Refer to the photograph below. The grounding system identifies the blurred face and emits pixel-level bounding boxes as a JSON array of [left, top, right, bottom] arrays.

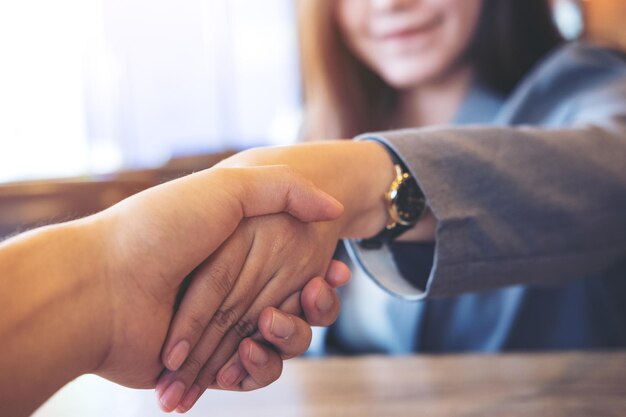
[[336, 0, 482, 89]]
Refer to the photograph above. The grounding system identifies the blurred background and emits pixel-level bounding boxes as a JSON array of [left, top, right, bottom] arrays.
[[0, 0, 624, 183], [0, 0, 300, 182]]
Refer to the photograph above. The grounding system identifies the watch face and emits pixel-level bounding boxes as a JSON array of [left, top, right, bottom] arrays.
[[394, 175, 425, 225]]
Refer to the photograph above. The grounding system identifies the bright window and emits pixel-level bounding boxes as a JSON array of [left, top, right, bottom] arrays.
[[0, 0, 300, 182]]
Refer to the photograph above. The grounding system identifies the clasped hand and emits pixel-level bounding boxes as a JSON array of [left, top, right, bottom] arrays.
[[94, 164, 348, 413], [156, 212, 344, 411]]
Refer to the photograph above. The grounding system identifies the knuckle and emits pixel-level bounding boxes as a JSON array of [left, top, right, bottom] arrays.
[[203, 263, 236, 295], [212, 307, 239, 333], [211, 270, 235, 296], [233, 318, 257, 339], [186, 313, 208, 337]]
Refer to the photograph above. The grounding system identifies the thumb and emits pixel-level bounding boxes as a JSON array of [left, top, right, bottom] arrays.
[[219, 165, 344, 222]]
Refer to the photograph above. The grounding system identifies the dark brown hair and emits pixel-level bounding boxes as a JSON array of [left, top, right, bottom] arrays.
[[470, 0, 564, 94], [298, 0, 564, 140]]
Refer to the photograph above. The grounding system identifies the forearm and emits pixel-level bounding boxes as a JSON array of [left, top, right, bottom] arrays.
[[0, 164, 346, 415], [370, 123, 626, 296], [0, 219, 111, 417]]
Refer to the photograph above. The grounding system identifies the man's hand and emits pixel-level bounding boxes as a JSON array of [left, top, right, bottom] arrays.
[[157, 260, 350, 412], [95, 165, 344, 388], [154, 212, 344, 411], [1, 164, 349, 417]]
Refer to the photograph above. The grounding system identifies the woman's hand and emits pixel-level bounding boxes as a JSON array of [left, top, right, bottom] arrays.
[[156, 212, 345, 412], [217, 141, 397, 239]]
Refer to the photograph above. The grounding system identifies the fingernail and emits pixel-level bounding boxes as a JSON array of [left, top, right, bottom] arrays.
[[167, 340, 190, 371], [248, 342, 269, 366], [315, 285, 334, 312], [221, 363, 245, 387], [155, 374, 174, 397], [177, 384, 202, 412], [270, 310, 295, 339], [159, 381, 186, 412]]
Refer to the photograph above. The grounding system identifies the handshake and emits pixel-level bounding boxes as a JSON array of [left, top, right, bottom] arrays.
[[2, 141, 403, 417], [102, 161, 350, 413]]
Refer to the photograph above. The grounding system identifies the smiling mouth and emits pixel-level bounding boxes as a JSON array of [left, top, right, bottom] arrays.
[[378, 18, 442, 42]]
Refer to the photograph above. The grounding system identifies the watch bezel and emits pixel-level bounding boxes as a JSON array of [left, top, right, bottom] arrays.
[[386, 165, 425, 227]]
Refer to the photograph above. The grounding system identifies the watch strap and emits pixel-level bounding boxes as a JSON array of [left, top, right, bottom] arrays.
[[358, 222, 413, 249]]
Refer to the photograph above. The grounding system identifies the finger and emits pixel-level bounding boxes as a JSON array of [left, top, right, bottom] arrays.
[[159, 212, 318, 407], [252, 270, 347, 361], [177, 289, 311, 406], [156, 368, 186, 413], [176, 267, 346, 400], [295, 260, 350, 328], [300, 275, 343, 327], [189, 289, 300, 394], [181, 212, 326, 388], [195, 259, 347, 380], [191, 259, 319, 387], [188, 284, 293, 389], [175, 331, 288, 412], [237, 339, 284, 391], [192, 338, 285, 396], [216, 165, 344, 222], [159, 236, 274, 402], [324, 259, 352, 288], [160, 238, 249, 371], [120, 165, 343, 290], [174, 270, 347, 407], [156, 221, 261, 410], [257, 307, 313, 360]]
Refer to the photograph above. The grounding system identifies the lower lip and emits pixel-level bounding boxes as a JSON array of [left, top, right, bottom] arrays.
[[379, 21, 439, 45]]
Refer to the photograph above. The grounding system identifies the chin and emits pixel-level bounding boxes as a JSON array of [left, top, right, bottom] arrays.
[[376, 57, 452, 90], [378, 67, 437, 90]]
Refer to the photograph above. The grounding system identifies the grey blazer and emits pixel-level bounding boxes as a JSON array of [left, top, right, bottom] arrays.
[[330, 43, 626, 353]]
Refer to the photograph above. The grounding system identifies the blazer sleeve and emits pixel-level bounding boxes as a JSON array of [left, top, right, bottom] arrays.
[[346, 54, 626, 299]]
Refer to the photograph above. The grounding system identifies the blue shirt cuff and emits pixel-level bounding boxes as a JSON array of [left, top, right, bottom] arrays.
[[343, 239, 432, 300]]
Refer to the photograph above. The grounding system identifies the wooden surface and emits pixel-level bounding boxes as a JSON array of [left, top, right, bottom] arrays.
[[33, 351, 626, 417]]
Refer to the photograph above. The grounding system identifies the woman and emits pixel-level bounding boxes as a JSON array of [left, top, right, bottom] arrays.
[[296, 0, 626, 354], [158, 0, 626, 411], [299, 0, 562, 139]]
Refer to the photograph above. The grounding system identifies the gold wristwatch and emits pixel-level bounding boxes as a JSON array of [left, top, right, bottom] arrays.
[[359, 147, 426, 249]]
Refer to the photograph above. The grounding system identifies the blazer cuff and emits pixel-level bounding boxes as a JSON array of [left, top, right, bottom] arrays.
[[342, 134, 438, 299]]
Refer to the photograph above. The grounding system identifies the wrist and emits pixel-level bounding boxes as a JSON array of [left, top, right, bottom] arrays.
[[336, 140, 396, 238]]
